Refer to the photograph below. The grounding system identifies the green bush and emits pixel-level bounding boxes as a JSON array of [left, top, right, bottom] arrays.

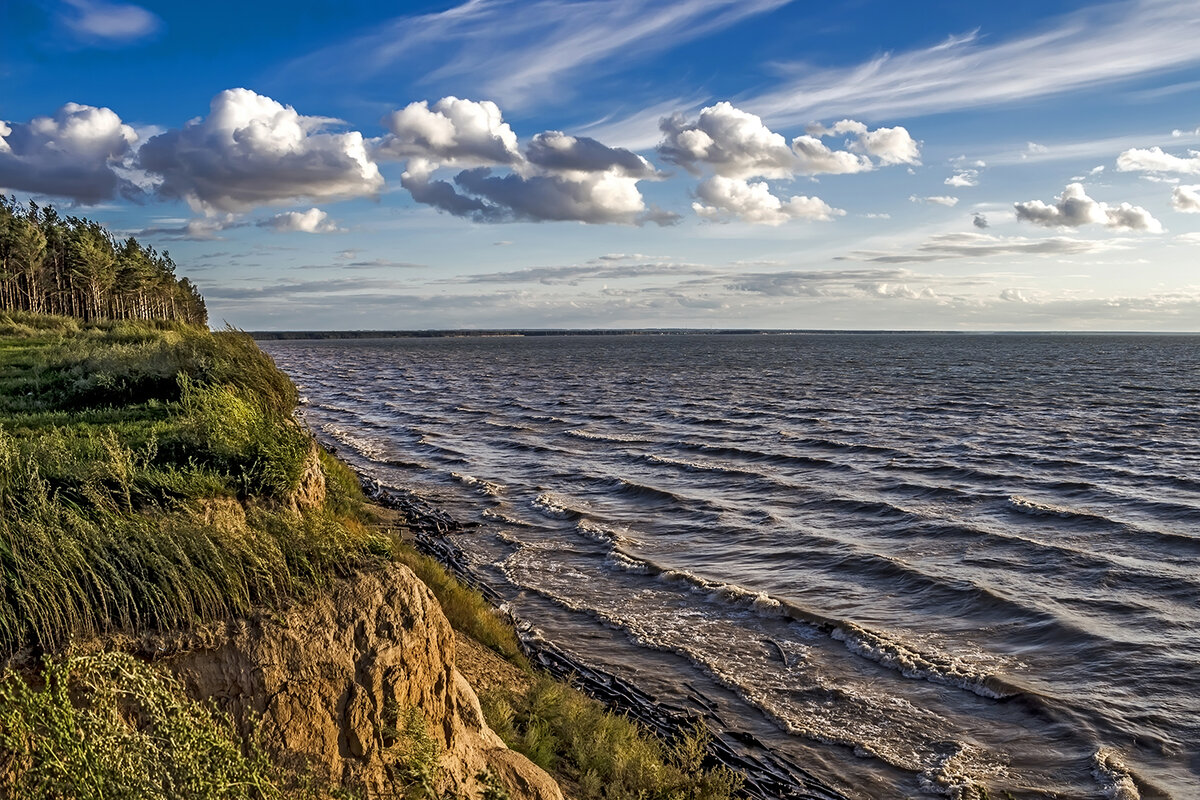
[[0, 652, 290, 799]]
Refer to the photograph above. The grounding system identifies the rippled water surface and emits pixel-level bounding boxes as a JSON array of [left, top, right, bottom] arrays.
[[262, 334, 1200, 799]]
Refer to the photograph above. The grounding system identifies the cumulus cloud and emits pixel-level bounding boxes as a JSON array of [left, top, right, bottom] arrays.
[[658, 103, 887, 178], [0, 102, 137, 204], [657, 103, 915, 223], [525, 131, 656, 177], [973, 213, 989, 229], [259, 207, 342, 233], [1172, 185, 1200, 213], [803, 120, 921, 165], [377, 97, 520, 166], [1000, 288, 1029, 302], [1014, 183, 1162, 232], [910, 195, 959, 207], [138, 88, 383, 213], [382, 96, 668, 225], [455, 167, 659, 224], [1116, 146, 1200, 175], [692, 176, 843, 225], [58, 0, 162, 45], [945, 170, 979, 187]]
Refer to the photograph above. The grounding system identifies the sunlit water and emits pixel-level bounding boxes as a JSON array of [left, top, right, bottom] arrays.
[[262, 334, 1200, 799]]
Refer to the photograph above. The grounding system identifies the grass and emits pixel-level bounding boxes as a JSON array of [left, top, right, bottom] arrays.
[[482, 678, 742, 800], [0, 314, 388, 655], [0, 651, 297, 799]]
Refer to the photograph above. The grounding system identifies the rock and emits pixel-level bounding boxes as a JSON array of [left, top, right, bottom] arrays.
[[164, 563, 563, 800]]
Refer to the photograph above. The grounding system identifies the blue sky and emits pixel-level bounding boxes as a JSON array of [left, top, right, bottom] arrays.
[[4, 0, 1200, 330]]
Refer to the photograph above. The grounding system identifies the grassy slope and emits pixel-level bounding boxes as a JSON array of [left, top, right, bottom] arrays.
[[0, 313, 739, 800]]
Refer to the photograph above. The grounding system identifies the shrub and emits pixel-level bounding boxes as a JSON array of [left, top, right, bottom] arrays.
[[0, 652, 289, 799]]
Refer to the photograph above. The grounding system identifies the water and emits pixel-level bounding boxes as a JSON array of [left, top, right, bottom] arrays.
[[261, 333, 1200, 799]]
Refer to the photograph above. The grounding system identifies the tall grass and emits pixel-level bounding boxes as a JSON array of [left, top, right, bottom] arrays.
[[0, 318, 388, 655], [482, 678, 742, 800]]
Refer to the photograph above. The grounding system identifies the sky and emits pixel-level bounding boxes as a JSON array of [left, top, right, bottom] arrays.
[[4, 0, 1200, 330]]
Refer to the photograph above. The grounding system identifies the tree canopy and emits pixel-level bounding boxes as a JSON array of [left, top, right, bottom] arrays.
[[0, 197, 206, 326]]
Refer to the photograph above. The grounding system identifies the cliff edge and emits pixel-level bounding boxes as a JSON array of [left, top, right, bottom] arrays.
[[164, 561, 562, 800]]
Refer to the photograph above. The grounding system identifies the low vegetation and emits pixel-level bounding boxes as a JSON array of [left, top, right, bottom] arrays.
[[0, 652, 297, 799], [483, 678, 741, 800]]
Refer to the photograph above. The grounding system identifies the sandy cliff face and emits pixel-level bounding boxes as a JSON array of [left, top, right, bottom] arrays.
[[164, 563, 562, 800]]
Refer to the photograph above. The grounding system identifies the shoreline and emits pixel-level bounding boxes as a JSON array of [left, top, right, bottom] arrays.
[[359, 474, 850, 800]]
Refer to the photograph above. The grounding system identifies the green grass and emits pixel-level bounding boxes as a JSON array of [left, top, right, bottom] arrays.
[[0, 651, 297, 799], [0, 316, 388, 655], [388, 544, 529, 669], [482, 678, 742, 800]]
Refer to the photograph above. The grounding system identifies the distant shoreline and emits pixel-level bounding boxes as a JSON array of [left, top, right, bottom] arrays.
[[249, 328, 1200, 340]]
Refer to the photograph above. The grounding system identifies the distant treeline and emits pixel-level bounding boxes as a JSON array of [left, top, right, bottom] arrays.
[[0, 197, 206, 325]]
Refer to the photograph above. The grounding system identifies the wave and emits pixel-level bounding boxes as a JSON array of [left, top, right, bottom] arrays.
[[482, 508, 537, 528], [532, 492, 586, 520], [450, 472, 505, 497], [642, 452, 761, 477], [1091, 749, 1142, 800], [566, 428, 648, 443], [830, 623, 1017, 700]]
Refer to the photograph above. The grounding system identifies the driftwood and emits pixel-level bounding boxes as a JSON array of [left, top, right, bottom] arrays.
[[363, 479, 848, 800]]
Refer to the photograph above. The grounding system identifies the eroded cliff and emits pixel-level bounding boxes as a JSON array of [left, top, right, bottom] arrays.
[[163, 562, 563, 800]]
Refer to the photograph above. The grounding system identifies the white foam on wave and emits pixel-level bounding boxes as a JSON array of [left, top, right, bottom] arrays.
[[451, 472, 505, 496], [831, 623, 1012, 700], [482, 508, 535, 527], [1007, 494, 1081, 517], [1091, 749, 1142, 800], [321, 424, 387, 461], [658, 569, 786, 618], [577, 519, 638, 546], [532, 492, 584, 519], [566, 428, 642, 442]]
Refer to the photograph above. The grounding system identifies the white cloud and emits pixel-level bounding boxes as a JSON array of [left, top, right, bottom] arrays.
[[945, 170, 979, 187], [0, 102, 138, 204], [745, 0, 1200, 126], [692, 176, 843, 224], [383, 96, 669, 225], [1171, 185, 1200, 213], [138, 88, 383, 213], [1014, 183, 1163, 232], [1176, 232, 1200, 244], [843, 232, 1133, 263], [657, 104, 911, 223], [1116, 146, 1200, 175], [854, 125, 922, 165], [287, 0, 790, 108], [526, 131, 657, 177], [377, 97, 521, 166], [910, 195, 959, 207], [58, 0, 162, 45], [259, 208, 342, 233], [1000, 288, 1029, 303]]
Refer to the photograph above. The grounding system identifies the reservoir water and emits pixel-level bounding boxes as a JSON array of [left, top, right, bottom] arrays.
[[262, 333, 1200, 799]]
